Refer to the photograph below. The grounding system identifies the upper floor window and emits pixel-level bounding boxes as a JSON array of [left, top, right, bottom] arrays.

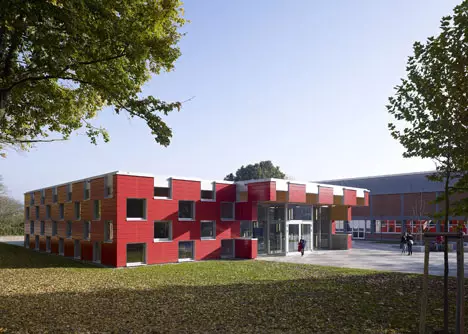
[[30, 192, 34, 205], [83, 221, 91, 240], [25, 207, 30, 220], [220, 202, 235, 221], [52, 187, 58, 203], [153, 179, 171, 199], [201, 182, 215, 201], [40, 189, 45, 204], [67, 184, 72, 202], [46, 205, 51, 219], [59, 203, 64, 220], [154, 221, 172, 242], [35, 206, 39, 219], [40, 221, 45, 235], [30, 221, 34, 234], [104, 175, 113, 198], [52, 221, 57, 236], [74, 202, 81, 220], [66, 221, 72, 238], [84, 180, 91, 200], [126, 199, 146, 220], [104, 221, 113, 242], [178, 201, 195, 221], [200, 221, 216, 240], [240, 221, 253, 238], [93, 200, 101, 220]]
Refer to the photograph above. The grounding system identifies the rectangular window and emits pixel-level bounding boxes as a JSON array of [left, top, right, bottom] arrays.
[[375, 220, 381, 233], [104, 175, 113, 198], [126, 199, 147, 220], [84, 180, 91, 200], [46, 236, 51, 252], [220, 202, 235, 221], [35, 206, 39, 219], [201, 190, 215, 201], [40, 189, 45, 204], [240, 221, 253, 238], [67, 183, 72, 202], [59, 203, 64, 220], [154, 186, 171, 198], [46, 205, 51, 219], [66, 221, 72, 238], [154, 221, 172, 241], [52, 187, 58, 203], [178, 201, 195, 220], [74, 202, 81, 220], [83, 221, 91, 240], [30, 221, 34, 234], [25, 207, 30, 220], [104, 221, 113, 242], [200, 221, 216, 239], [30, 192, 34, 205], [178, 241, 194, 261], [59, 238, 64, 255], [126, 243, 146, 265], [52, 221, 57, 236], [93, 200, 101, 220], [40, 221, 45, 235]]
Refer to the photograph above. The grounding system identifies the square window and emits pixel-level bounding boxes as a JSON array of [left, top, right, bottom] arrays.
[[200, 221, 216, 239], [30, 221, 34, 234], [178, 241, 194, 260], [154, 221, 172, 241], [52, 221, 57, 236], [46, 205, 51, 219], [220, 202, 235, 220], [66, 221, 72, 238], [35, 206, 39, 219], [40, 221, 45, 235], [178, 201, 195, 220], [201, 190, 215, 201], [59, 204, 64, 220], [93, 200, 101, 220], [126, 199, 147, 220], [83, 221, 91, 240], [104, 221, 113, 242], [74, 202, 81, 220], [154, 186, 171, 198], [240, 221, 253, 238], [126, 243, 146, 264]]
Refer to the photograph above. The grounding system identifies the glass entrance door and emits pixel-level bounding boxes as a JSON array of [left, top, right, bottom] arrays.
[[288, 224, 299, 253], [351, 220, 366, 239], [301, 224, 312, 251], [253, 221, 267, 254], [269, 221, 285, 254]]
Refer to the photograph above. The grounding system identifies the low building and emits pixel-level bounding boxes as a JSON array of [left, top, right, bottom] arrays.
[[319, 171, 467, 241], [24, 171, 369, 267]]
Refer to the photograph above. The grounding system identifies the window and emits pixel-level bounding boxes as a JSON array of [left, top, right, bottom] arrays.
[[201, 189, 215, 201], [104, 175, 113, 198], [178, 241, 194, 261], [126, 243, 146, 265], [40, 221, 45, 235], [52, 221, 57, 236], [154, 186, 171, 198], [52, 187, 58, 203], [104, 221, 113, 242], [154, 221, 172, 241], [46, 237, 51, 252], [240, 221, 253, 238], [74, 240, 81, 259], [30, 221, 34, 234], [288, 205, 312, 220], [84, 180, 90, 200], [30, 192, 34, 205], [83, 221, 91, 240], [395, 220, 402, 233], [46, 205, 51, 219], [375, 220, 381, 233], [59, 238, 64, 255], [66, 221, 72, 238], [25, 234, 30, 248], [67, 183, 72, 202], [178, 201, 195, 220], [59, 203, 64, 220], [126, 199, 147, 220], [35, 206, 39, 219], [335, 220, 345, 232], [93, 200, 101, 220], [25, 207, 30, 220], [40, 189, 45, 204], [200, 221, 216, 239], [35, 235, 39, 250], [74, 202, 81, 220], [220, 202, 235, 221]]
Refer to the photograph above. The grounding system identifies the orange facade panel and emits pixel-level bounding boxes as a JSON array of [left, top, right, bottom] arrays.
[[288, 183, 306, 203], [318, 187, 334, 205]]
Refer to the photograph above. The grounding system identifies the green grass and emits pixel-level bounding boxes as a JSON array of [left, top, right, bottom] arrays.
[[0, 243, 466, 333]]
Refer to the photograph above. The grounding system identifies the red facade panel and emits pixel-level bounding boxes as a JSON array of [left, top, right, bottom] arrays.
[[235, 239, 257, 259], [172, 179, 200, 201], [248, 182, 276, 202], [318, 187, 334, 205], [364, 191, 369, 206], [288, 184, 306, 203], [343, 189, 357, 206], [235, 202, 258, 221]]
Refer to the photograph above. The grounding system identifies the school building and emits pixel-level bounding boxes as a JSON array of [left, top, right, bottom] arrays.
[[319, 171, 468, 241], [23, 171, 369, 267]]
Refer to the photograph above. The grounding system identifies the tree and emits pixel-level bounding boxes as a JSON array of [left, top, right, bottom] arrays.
[[0, 176, 23, 235], [224, 161, 286, 182], [0, 0, 185, 154], [387, 2, 468, 331]]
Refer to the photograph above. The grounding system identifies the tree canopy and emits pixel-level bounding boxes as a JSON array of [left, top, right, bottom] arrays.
[[0, 0, 185, 154], [0, 176, 23, 235], [224, 161, 286, 182]]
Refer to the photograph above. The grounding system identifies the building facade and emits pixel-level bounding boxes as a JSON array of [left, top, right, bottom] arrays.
[[24, 171, 369, 267], [319, 171, 468, 241]]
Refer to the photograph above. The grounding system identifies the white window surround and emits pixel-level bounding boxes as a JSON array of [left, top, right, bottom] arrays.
[[153, 196, 172, 200], [126, 217, 147, 222], [200, 220, 216, 240]]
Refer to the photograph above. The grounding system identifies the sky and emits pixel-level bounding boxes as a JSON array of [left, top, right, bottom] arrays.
[[1, 0, 462, 200]]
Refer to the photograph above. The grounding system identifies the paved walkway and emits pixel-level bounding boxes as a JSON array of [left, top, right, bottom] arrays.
[[258, 241, 468, 277]]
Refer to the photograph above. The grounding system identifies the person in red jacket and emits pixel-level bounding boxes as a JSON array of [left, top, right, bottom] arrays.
[[298, 239, 306, 256]]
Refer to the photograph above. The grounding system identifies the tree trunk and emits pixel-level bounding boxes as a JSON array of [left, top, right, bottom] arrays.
[[443, 172, 450, 334]]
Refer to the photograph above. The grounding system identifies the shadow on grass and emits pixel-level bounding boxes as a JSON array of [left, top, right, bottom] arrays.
[[0, 243, 96, 269], [0, 272, 466, 333]]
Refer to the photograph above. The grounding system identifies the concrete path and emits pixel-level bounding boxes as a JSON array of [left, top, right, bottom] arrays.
[[258, 241, 468, 277], [0, 236, 24, 247]]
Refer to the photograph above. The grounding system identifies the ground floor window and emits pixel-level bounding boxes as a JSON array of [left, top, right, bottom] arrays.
[[126, 243, 146, 265], [25, 234, 30, 248], [93, 242, 101, 263], [178, 241, 194, 261], [240, 221, 253, 238], [221, 239, 235, 258], [59, 238, 64, 255], [46, 237, 51, 252], [35, 235, 39, 250], [335, 221, 345, 233], [74, 240, 81, 259]]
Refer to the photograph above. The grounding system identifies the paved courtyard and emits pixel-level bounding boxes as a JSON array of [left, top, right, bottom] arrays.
[[259, 240, 468, 277]]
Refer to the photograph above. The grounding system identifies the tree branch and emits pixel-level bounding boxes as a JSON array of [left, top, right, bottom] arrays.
[[2, 16, 25, 78]]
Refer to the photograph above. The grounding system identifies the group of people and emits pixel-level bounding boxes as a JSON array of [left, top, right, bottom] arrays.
[[400, 232, 415, 255]]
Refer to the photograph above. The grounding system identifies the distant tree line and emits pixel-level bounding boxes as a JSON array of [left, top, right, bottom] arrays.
[[0, 176, 23, 235]]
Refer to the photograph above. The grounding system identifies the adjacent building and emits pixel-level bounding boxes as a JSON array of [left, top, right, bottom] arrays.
[[319, 171, 467, 241], [24, 171, 369, 267]]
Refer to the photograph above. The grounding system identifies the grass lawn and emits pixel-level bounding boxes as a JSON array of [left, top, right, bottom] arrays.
[[0, 243, 467, 333]]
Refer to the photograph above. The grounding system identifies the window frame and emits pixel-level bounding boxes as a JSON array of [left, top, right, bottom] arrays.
[[153, 186, 172, 199], [30, 221, 34, 234], [240, 221, 253, 238], [40, 189, 45, 205], [178, 240, 195, 262], [104, 220, 113, 243], [104, 175, 113, 198], [153, 220, 172, 242], [126, 198, 147, 221], [83, 221, 91, 240], [35, 206, 39, 219], [93, 200, 101, 221], [46, 205, 51, 219], [178, 200, 196, 221], [40, 221, 45, 236], [84, 180, 91, 200], [52, 187, 58, 203], [52, 221, 57, 236], [74, 201, 81, 220], [220, 202, 235, 221], [66, 221, 72, 239], [25, 207, 30, 220], [59, 203, 65, 220], [200, 220, 216, 240], [67, 183, 72, 202]]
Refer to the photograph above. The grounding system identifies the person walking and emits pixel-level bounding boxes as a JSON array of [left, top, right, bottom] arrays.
[[298, 238, 306, 256], [407, 232, 414, 256], [400, 232, 407, 254]]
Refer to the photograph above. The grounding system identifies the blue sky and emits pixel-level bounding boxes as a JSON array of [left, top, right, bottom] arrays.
[[1, 0, 461, 199]]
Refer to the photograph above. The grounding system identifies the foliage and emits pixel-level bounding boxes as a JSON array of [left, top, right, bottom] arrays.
[[0, 243, 467, 333], [0, 0, 185, 154], [0, 176, 23, 235], [224, 160, 286, 181]]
